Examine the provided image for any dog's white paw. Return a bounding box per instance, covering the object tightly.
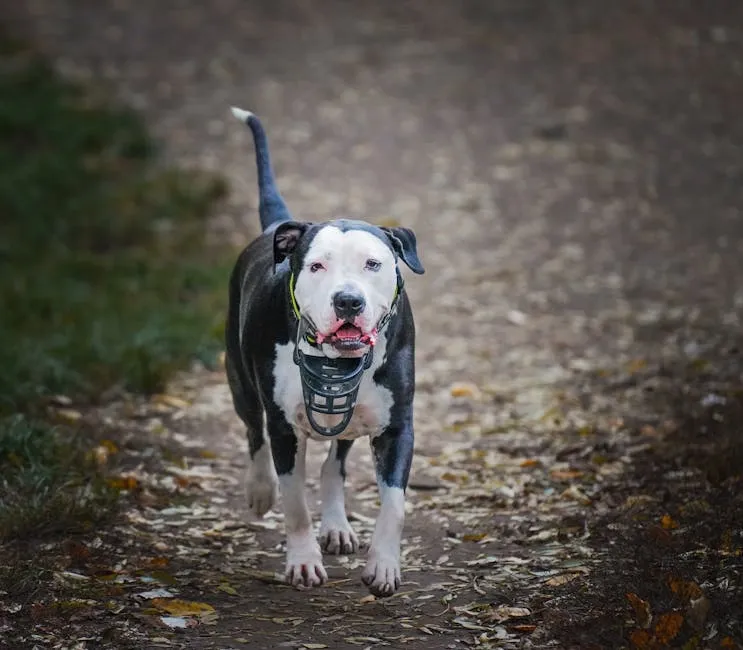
[319,516,359,555]
[361,551,401,597]
[245,446,278,518]
[246,476,277,518]
[285,533,327,588]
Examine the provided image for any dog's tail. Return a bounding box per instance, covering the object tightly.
[231,107,292,232]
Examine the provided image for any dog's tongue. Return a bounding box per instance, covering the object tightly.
[335,323,362,340]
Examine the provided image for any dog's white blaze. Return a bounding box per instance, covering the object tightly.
[293,227,398,338]
[272,329,393,441]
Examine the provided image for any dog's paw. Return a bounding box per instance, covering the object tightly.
[246,477,277,518]
[245,448,278,518]
[319,517,359,555]
[361,551,401,597]
[285,534,327,588]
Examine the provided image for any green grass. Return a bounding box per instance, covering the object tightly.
[0,39,231,540]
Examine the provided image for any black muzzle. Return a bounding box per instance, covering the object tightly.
[293,320,373,437]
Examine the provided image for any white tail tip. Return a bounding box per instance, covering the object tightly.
[230,106,254,123]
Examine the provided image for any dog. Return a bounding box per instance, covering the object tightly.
[224,108,424,597]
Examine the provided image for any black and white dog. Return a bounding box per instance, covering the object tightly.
[225,108,424,597]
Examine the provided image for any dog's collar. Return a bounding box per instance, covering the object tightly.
[288,268,403,437]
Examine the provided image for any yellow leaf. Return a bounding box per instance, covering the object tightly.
[107,476,139,491]
[626,358,648,373]
[56,408,82,422]
[217,583,238,596]
[199,449,218,459]
[152,394,190,409]
[653,612,683,643]
[462,533,487,543]
[667,577,703,602]
[660,514,679,530]
[152,598,215,618]
[450,382,481,399]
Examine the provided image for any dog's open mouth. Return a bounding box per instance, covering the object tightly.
[319,323,377,350]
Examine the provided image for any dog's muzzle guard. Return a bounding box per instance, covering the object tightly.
[294,321,373,437]
[289,270,402,437]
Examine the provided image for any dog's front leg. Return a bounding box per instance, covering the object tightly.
[269,418,327,588]
[319,440,359,555]
[362,423,413,597]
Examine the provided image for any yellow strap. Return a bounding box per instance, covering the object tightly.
[288,272,301,320]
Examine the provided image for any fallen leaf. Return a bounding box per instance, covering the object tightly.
[152,598,215,619]
[511,624,537,633]
[630,628,653,649]
[520,459,541,468]
[56,408,82,422]
[551,469,584,480]
[546,573,580,587]
[462,533,487,543]
[720,637,737,648]
[668,577,703,602]
[358,594,376,604]
[450,382,481,399]
[653,612,683,644]
[138,589,175,599]
[198,449,218,459]
[217,583,238,596]
[107,476,139,491]
[147,557,170,568]
[660,514,679,530]
[160,616,189,629]
[626,358,648,373]
[626,593,653,629]
[561,485,591,505]
[344,638,384,645]
[152,394,190,409]
[301,644,328,649]
[487,606,531,623]
[686,595,710,631]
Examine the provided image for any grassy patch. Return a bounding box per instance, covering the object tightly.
[0,39,230,541]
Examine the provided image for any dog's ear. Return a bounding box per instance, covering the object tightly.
[382,227,425,275]
[273,221,310,266]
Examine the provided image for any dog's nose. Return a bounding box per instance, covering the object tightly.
[333,289,365,319]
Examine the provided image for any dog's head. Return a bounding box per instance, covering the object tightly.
[275,219,424,357]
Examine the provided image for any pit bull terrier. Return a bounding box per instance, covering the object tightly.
[225,108,424,597]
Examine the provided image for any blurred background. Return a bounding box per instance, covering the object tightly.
[1,1,742,647]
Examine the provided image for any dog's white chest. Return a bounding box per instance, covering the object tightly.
[272,341,392,440]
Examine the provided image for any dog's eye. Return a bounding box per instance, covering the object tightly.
[365,259,381,272]
[309,262,325,273]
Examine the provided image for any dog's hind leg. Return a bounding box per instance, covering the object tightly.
[268,413,327,588]
[319,440,359,555]
[243,410,279,518]
[226,357,278,518]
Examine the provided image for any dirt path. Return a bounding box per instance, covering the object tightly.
[4,1,743,648]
